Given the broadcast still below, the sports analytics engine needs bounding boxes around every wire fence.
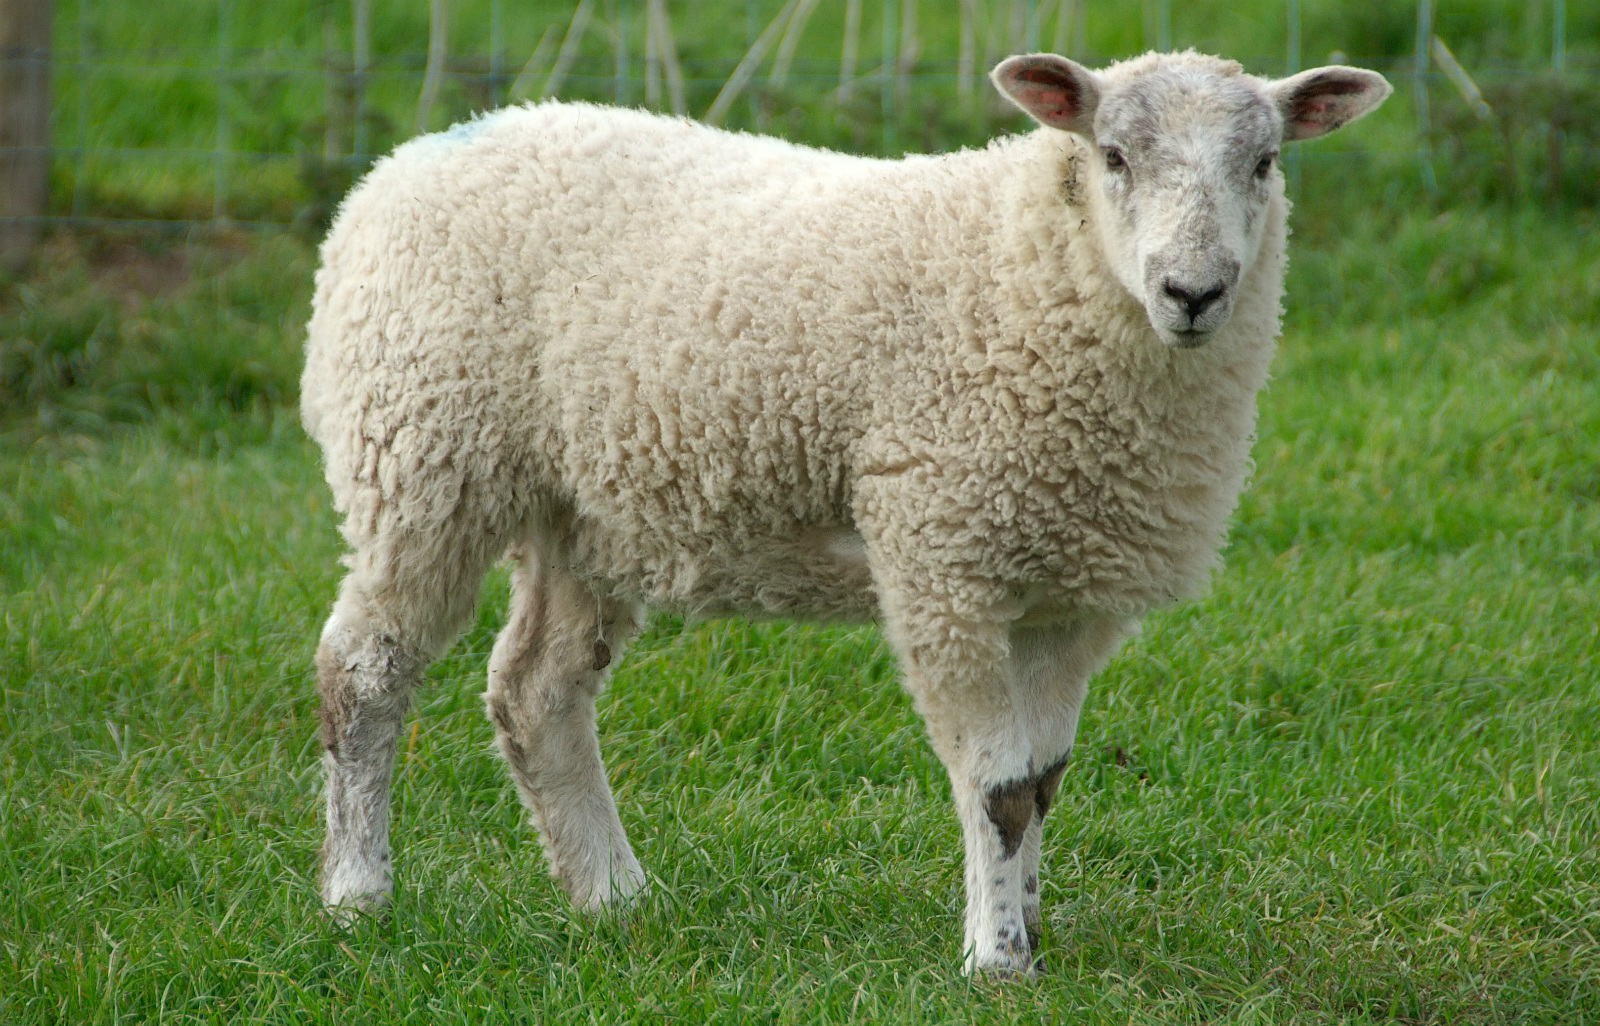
[2,0,1597,244]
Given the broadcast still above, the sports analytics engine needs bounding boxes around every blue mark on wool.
[416,109,511,151]
[439,118,485,143]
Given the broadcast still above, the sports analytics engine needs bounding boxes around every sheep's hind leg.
[317,529,494,920]
[485,549,646,912]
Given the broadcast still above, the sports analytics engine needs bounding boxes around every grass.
[3,1,1600,1017]
[42,0,1600,222]
[2,189,1599,1024]
[0,233,313,439]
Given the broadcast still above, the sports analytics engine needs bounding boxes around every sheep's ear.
[1268,66,1392,141]
[991,54,1100,135]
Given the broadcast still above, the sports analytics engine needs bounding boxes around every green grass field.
[3,198,1598,1022]
[44,0,1600,219]
[4,0,1600,1020]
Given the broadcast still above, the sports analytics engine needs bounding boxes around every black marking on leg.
[1024,874,1038,896]
[986,776,1036,859]
[1034,750,1072,821]
[1026,924,1042,951]
[592,640,611,671]
[996,930,1029,959]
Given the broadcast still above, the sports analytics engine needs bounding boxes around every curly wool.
[301,97,1285,635]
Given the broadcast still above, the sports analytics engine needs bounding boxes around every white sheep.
[301,50,1390,976]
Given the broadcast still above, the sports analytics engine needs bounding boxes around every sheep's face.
[993,52,1391,348]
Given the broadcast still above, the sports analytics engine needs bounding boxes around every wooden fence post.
[352,0,370,169]
[490,0,504,103]
[655,0,684,115]
[838,0,860,103]
[771,0,822,88]
[2,0,53,270]
[543,0,594,100]
[1052,0,1075,56]
[1552,0,1565,72]
[897,0,916,109]
[215,0,230,222]
[417,0,449,134]
[1286,0,1300,193]
[882,0,897,151]
[1414,0,1435,191]
[324,1,342,161]
[608,0,627,106]
[705,0,797,125]
[72,0,85,216]
[957,0,974,104]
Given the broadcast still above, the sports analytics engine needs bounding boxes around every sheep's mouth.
[1166,327,1212,349]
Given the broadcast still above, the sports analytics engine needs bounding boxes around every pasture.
[4,0,1600,1020]
[3,203,1597,1022]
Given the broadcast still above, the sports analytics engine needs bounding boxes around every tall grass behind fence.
[14,0,1600,234]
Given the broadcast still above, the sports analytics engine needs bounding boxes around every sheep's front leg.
[1015,762,1070,950]
[1009,618,1131,955]
[484,551,646,911]
[958,755,1040,976]
[873,573,1038,976]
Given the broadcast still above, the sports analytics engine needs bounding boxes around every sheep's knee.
[316,611,429,913]
[315,530,492,916]
[483,568,624,762]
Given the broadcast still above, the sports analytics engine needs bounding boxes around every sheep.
[301,50,1390,976]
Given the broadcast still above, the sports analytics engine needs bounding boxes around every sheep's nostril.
[1191,284,1226,317]
[1163,280,1227,322]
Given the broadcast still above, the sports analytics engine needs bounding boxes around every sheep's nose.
[1163,279,1227,322]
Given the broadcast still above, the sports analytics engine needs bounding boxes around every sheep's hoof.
[975,962,1040,983]
[966,944,1040,982]
[322,872,392,928]
[577,884,651,916]
[570,866,650,915]
[323,892,389,929]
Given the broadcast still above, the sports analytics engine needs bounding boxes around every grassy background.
[4,1,1600,1022]
[44,0,1600,220]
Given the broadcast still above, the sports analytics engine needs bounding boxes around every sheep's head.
[993,51,1391,348]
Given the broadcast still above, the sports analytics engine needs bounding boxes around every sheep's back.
[302,103,916,612]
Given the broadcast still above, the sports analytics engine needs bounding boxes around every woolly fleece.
[302,98,1285,632]
[302,55,1295,974]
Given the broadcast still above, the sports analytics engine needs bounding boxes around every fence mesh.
[3,0,1598,240]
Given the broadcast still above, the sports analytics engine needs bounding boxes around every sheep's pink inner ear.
[1013,69,1081,122]
[1273,67,1392,141]
[992,56,1098,134]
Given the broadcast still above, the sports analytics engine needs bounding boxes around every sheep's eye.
[1103,147,1127,172]
[1255,153,1277,179]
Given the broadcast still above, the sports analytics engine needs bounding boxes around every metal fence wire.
[0,0,1596,241]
